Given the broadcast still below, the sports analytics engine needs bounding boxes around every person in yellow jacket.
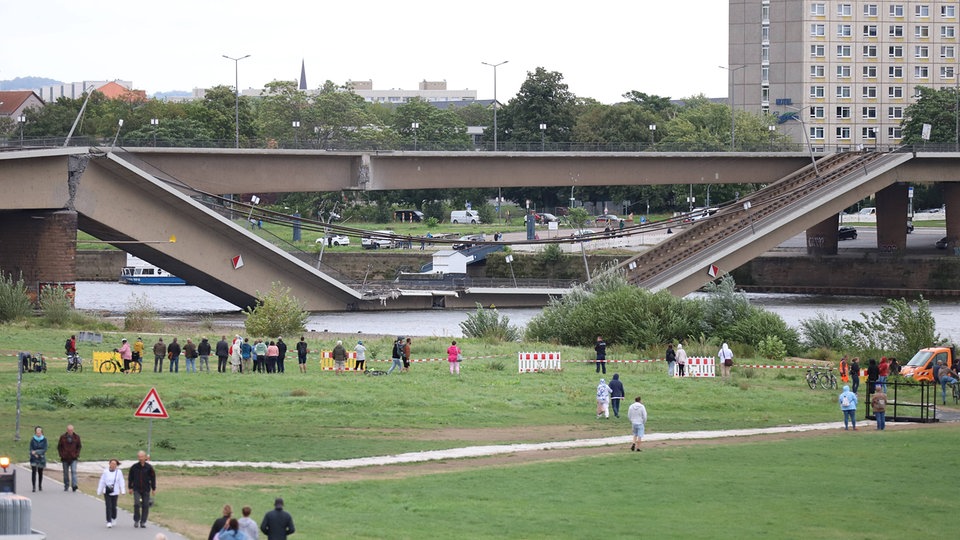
[133,337,145,369]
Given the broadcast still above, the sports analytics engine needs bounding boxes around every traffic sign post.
[134,388,169,456]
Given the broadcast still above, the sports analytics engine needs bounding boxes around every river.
[73,282,960,340]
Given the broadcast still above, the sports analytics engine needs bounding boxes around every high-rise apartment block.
[731,1,959,149]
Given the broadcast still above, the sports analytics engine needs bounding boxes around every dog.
[364,369,388,376]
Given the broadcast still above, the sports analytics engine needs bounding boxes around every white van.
[450,210,481,224]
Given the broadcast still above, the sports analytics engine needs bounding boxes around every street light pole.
[17,115,25,149]
[539,123,546,151]
[223,54,251,148]
[648,124,656,147]
[411,122,419,151]
[719,65,745,151]
[292,120,300,147]
[482,60,508,151]
[784,105,820,177]
[150,118,159,147]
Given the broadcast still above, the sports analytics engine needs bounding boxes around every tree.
[902,86,960,144]
[187,85,256,145]
[243,282,308,337]
[392,98,472,150]
[497,67,577,146]
[257,80,313,145]
[621,91,677,115]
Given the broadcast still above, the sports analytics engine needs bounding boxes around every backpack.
[65,338,72,352]
[841,396,852,408]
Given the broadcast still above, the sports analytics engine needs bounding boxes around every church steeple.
[299,60,307,90]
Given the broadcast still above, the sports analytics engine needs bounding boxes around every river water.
[74,282,960,340]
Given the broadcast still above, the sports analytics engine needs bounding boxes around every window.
[862,106,877,119]
[863,65,877,78]
[863,45,878,57]
[916,5,929,17]
[916,25,930,38]
[836,106,851,119]
[941,66,956,79]
[761,46,769,62]
[864,4,878,17]
[811,24,826,36]
[761,66,769,82]
[888,86,904,98]
[761,26,769,42]
[915,66,930,78]
[838,24,852,37]
[837,45,852,57]
[762,5,769,21]
[942,26,955,38]
[836,127,851,140]
[889,45,903,58]
[811,3,825,16]
[888,126,903,139]
[811,44,825,57]
[810,126,825,140]
[890,4,904,17]
[837,65,852,78]
[810,65,825,77]
[837,3,852,16]
[862,86,878,98]
[810,106,825,119]
[761,87,770,102]
[943,5,956,18]
[862,127,877,139]
[889,25,904,37]
[889,66,903,78]
[915,46,929,58]
[941,46,956,58]
[863,25,878,37]
[810,85,825,98]
[836,85,852,98]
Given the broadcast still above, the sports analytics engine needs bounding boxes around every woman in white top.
[96,459,126,528]
[676,344,689,377]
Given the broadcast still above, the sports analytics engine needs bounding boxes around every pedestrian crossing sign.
[134,387,169,418]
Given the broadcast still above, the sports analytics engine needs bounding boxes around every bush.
[244,282,308,337]
[0,272,33,323]
[460,303,521,342]
[83,395,119,408]
[538,243,564,266]
[124,295,161,333]
[728,308,801,356]
[757,335,787,363]
[844,297,941,360]
[800,312,849,350]
[701,275,751,339]
[40,286,74,326]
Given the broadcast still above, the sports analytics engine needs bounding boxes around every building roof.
[0,90,43,115]
[95,81,146,102]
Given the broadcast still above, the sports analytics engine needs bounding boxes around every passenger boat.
[119,256,186,285]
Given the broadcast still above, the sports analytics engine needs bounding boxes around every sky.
[1,0,729,104]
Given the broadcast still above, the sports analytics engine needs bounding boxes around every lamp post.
[768,124,776,149]
[719,65,746,151]
[784,105,820,177]
[17,114,25,149]
[150,118,159,147]
[539,123,546,151]
[223,54,251,148]
[292,120,300,147]
[411,122,419,150]
[648,124,656,147]
[482,60,508,151]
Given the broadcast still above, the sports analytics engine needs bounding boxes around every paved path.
[13,465,188,540]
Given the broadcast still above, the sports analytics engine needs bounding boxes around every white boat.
[120,256,186,285]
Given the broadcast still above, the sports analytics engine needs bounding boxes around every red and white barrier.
[685,356,716,377]
[518,352,562,373]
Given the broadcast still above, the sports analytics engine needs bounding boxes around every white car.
[316,234,350,247]
[361,230,396,249]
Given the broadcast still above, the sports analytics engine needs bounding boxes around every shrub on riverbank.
[0,272,32,323]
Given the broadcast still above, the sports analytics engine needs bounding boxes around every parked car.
[361,230,396,249]
[394,209,424,222]
[594,214,621,225]
[682,207,719,223]
[452,234,485,250]
[571,229,595,239]
[936,236,949,249]
[919,207,943,214]
[537,212,559,224]
[838,226,858,240]
[858,207,876,215]
[316,233,350,247]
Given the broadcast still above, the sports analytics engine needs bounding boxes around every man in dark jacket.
[608,373,625,418]
[261,497,295,539]
[215,336,230,373]
[276,337,287,374]
[197,337,212,372]
[153,338,166,373]
[57,424,82,491]
[167,337,182,373]
[128,450,156,528]
[594,336,607,374]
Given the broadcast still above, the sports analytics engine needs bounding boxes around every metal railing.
[864,380,939,423]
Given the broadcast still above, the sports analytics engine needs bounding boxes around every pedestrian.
[595,335,607,374]
[184,338,198,373]
[937,360,958,405]
[596,378,612,419]
[57,424,82,492]
[839,385,859,430]
[718,343,734,380]
[402,337,412,372]
[117,338,132,373]
[354,340,366,371]
[888,357,900,376]
[850,357,861,394]
[240,338,253,373]
[866,358,879,397]
[332,340,347,375]
[216,335,230,373]
[238,506,259,539]
[231,335,244,373]
[208,504,232,540]
[218,519,246,540]
[29,426,47,492]
[254,339,267,373]
[266,340,279,373]
[153,337,166,372]
[878,356,890,392]
[96,458,126,528]
[198,337,212,373]
[608,373,625,418]
[627,396,648,451]
[133,337,145,370]
[447,340,462,376]
[276,337,287,374]
[167,337,181,373]
[676,343,688,377]
[260,497,295,540]
[388,336,404,374]
[65,334,77,368]
[870,384,888,430]
[296,336,309,373]
[128,450,156,528]
[839,355,849,383]
[665,343,677,376]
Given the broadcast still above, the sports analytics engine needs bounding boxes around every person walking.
[870,384,888,430]
[332,340,347,375]
[167,337,182,373]
[96,459,126,528]
[595,336,607,374]
[627,396,648,451]
[718,343,734,380]
[296,337,309,373]
[218,519,247,540]
[354,340,366,371]
[183,339,198,373]
[850,357,861,394]
[447,340,462,376]
[665,343,677,376]
[596,378,612,419]
[117,338,132,373]
[402,337,412,373]
[388,337,404,375]
[153,338,166,372]
[238,506,259,539]
[29,426,47,492]
[839,385,859,431]
[276,337,287,374]
[260,497,295,540]
[57,424,82,492]
[839,355,849,384]
[216,336,230,373]
[608,373,625,418]
[676,344,688,377]
[128,450,156,528]
[208,504,232,540]
[198,337,212,373]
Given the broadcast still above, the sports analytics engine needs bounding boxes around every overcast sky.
[2,0,729,103]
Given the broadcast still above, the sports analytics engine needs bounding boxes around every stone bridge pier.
[0,209,78,304]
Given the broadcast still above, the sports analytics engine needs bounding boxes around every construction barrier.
[319,350,360,371]
[518,352,562,373]
[92,351,120,372]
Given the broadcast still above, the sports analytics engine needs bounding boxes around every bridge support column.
[805,215,839,255]
[876,183,908,251]
[943,183,960,252]
[0,210,78,305]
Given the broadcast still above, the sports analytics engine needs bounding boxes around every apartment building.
[731,1,959,150]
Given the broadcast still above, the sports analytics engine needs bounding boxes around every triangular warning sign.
[134,387,169,418]
[232,255,244,270]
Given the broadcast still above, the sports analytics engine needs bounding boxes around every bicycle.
[30,353,47,373]
[66,353,83,373]
[805,369,819,390]
[99,356,142,374]
[819,368,838,390]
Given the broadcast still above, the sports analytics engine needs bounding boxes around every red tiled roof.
[0,91,36,115]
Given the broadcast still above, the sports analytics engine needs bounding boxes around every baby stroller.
[19,352,47,373]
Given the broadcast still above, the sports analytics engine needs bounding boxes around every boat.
[120,256,186,285]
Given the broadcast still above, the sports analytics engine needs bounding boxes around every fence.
[92,351,120,372]
[319,350,360,371]
[864,380,939,423]
[518,352,562,373]
[671,357,716,377]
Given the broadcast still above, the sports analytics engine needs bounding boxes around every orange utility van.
[900,346,956,382]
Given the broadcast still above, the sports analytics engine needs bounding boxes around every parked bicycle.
[805,368,838,390]
[66,353,83,373]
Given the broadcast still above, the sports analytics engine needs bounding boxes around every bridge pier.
[805,214,839,255]
[944,183,960,251]
[876,183,909,251]
[0,209,78,305]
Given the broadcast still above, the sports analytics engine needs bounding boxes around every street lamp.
[292,120,300,147]
[648,124,656,147]
[783,105,820,177]
[482,60,508,151]
[768,124,776,149]
[150,118,159,147]
[411,122,420,150]
[539,123,546,151]
[17,114,25,149]
[719,65,746,151]
[223,54,251,148]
